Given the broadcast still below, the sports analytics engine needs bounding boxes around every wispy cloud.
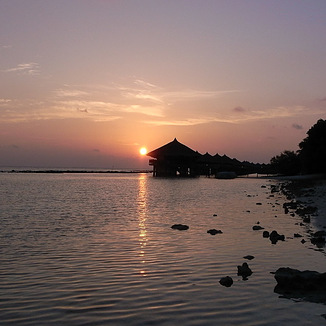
[233,106,247,113]
[0,99,11,105]
[144,105,314,126]
[54,88,89,98]
[1,77,319,126]
[144,117,232,126]
[292,123,303,130]
[5,62,40,75]
[118,79,239,104]
[163,89,239,100]
[53,82,166,118]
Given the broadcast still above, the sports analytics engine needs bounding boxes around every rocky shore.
[276,174,326,232]
[271,175,326,308]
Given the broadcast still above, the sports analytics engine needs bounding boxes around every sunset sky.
[1,0,326,169]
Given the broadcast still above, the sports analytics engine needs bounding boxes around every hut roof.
[147,138,199,159]
[198,152,216,163]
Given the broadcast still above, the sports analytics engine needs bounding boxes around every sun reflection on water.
[137,174,148,276]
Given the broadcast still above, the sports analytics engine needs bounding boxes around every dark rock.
[301,239,306,244]
[207,229,223,235]
[256,202,262,205]
[219,276,233,287]
[213,214,217,216]
[283,201,298,210]
[295,205,317,216]
[252,225,264,230]
[243,255,255,260]
[313,230,326,238]
[311,236,325,245]
[275,267,326,290]
[263,230,270,238]
[269,230,285,244]
[270,185,278,193]
[303,216,311,223]
[171,224,189,230]
[237,262,252,279]
[294,233,303,238]
[274,267,326,303]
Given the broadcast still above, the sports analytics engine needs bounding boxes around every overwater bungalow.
[147,138,200,177]
[147,138,263,177]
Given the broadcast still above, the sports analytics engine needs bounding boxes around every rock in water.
[252,225,264,230]
[269,230,285,244]
[219,276,233,287]
[207,229,223,235]
[171,224,189,230]
[263,230,270,238]
[274,267,326,303]
[243,255,255,260]
[237,262,252,279]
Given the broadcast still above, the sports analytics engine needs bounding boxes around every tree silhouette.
[299,119,326,173]
[270,150,300,175]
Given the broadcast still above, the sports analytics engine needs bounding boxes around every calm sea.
[1,173,325,325]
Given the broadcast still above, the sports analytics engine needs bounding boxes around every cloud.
[163,89,238,100]
[5,62,40,75]
[1,77,319,126]
[134,79,157,89]
[233,106,247,113]
[49,79,241,123]
[144,117,236,126]
[292,123,303,130]
[54,89,89,97]
[0,99,11,105]
[118,78,239,101]
[144,105,314,126]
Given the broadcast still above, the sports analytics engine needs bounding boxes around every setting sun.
[140,147,147,155]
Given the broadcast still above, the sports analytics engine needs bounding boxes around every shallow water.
[1,173,325,325]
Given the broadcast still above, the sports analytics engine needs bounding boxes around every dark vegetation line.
[270,119,326,176]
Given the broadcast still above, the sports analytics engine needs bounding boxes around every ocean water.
[1,173,325,325]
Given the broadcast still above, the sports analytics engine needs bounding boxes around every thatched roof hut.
[147,138,199,159]
[147,138,200,177]
[147,138,261,177]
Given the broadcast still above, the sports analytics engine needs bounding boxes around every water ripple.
[1,174,325,325]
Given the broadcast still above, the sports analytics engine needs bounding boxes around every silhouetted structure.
[147,138,263,177]
[147,138,200,177]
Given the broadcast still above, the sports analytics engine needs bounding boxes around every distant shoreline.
[0,169,153,174]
